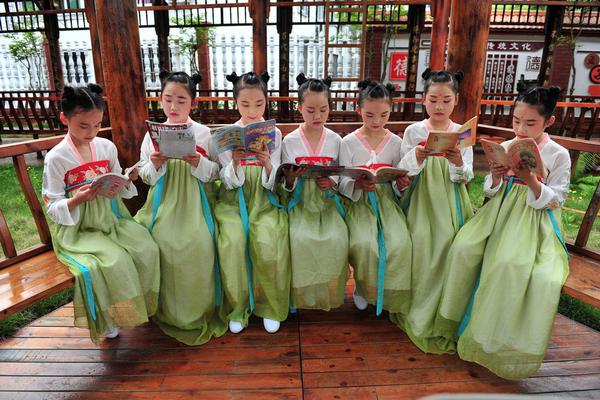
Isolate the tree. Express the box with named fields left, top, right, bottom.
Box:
left=6, top=31, right=47, bottom=89
left=170, top=15, right=214, bottom=75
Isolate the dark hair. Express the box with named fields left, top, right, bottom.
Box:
left=61, top=84, right=105, bottom=117
left=515, top=82, right=562, bottom=121
left=357, top=79, right=395, bottom=107
left=159, top=70, right=202, bottom=99
left=226, top=71, right=270, bottom=100
left=296, top=73, right=333, bottom=105
left=421, top=68, right=464, bottom=94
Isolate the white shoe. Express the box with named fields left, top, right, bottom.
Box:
left=263, top=318, right=280, bottom=333
left=229, top=320, right=244, bottom=334
left=353, top=291, right=368, bottom=310
left=105, top=327, right=119, bottom=339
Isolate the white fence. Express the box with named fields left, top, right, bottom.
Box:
left=0, top=31, right=362, bottom=92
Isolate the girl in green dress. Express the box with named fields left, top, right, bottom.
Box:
left=281, top=73, right=348, bottom=311
left=43, top=84, right=160, bottom=343
left=215, top=71, right=291, bottom=334
left=438, top=85, right=570, bottom=379
left=390, top=69, right=475, bottom=354
left=135, top=71, right=227, bottom=345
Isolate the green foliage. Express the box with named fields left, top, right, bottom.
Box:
left=5, top=31, right=46, bottom=89
left=170, top=15, right=214, bottom=75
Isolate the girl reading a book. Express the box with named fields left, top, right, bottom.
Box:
left=338, top=80, right=412, bottom=317
left=215, top=71, right=290, bottom=334
left=391, top=69, right=475, bottom=354
left=135, top=71, right=227, bottom=345
left=42, top=84, right=160, bottom=342
left=280, top=73, right=348, bottom=311
left=437, top=85, right=570, bottom=379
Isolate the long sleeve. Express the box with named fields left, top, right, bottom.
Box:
left=527, top=147, right=571, bottom=210
left=398, top=125, right=426, bottom=176
left=448, top=146, right=474, bottom=183
left=138, top=133, right=167, bottom=186
left=262, top=129, right=283, bottom=191
left=338, top=139, right=362, bottom=202
left=218, top=150, right=245, bottom=189
left=483, top=173, right=503, bottom=198
left=280, top=136, right=298, bottom=192
left=42, top=155, right=79, bottom=226
left=190, top=134, right=220, bottom=182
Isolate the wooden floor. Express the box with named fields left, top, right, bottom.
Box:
left=0, top=291, right=599, bottom=400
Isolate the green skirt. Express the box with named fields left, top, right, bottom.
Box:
left=214, top=166, right=291, bottom=326
left=390, top=156, right=474, bottom=354
left=287, top=178, right=348, bottom=310
left=442, top=181, right=569, bottom=380
left=345, top=183, right=411, bottom=315
left=135, top=159, right=227, bottom=345
left=55, top=195, right=160, bottom=343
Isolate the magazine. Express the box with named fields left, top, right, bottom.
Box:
left=338, top=165, right=409, bottom=183
left=212, top=119, right=277, bottom=154
left=425, top=116, right=478, bottom=154
left=481, top=137, right=547, bottom=178
left=146, top=120, right=196, bottom=159
left=276, top=163, right=346, bottom=181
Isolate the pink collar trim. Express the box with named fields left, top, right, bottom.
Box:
left=166, top=117, right=194, bottom=125
left=424, top=119, right=454, bottom=132
left=355, top=129, right=393, bottom=155
left=66, top=134, right=96, bottom=164
left=299, top=125, right=326, bottom=156
left=235, top=117, right=265, bottom=127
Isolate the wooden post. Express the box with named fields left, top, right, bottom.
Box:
left=197, top=29, right=212, bottom=94
left=277, top=0, right=293, bottom=121
left=94, top=0, right=148, bottom=210
left=84, top=0, right=104, bottom=87
left=153, top=0, right=171, bottom=72
left=447, top=0, right=492, bottom=123
left=249, top=0, right=269, bottom=74
left=41, top=0, right=63, bottom=93
left=538, top=5, right=565, bottom=86
left=429, top=0, right=451, bottom=70
left=403, top=4, right=425, bottom=119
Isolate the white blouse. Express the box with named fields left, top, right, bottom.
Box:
left=398, top=119, right=474, bottom=183
left=42, top=135, right=137, bottom=226
left=338, top=129, right=403, bottom=202
left=281, top=126, right=342, bottom=190
left=483, top=134, right=571, bottom=210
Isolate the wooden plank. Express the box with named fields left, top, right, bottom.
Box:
left=563, top=253, right=600, bottom=309
left=575, top=179, right=600, bottom=248
left=0, top=208, right=17, bottom=259
left=0, top=243, right=53, bottom=269
left=3, top=389, right=303, bottom=400
left=12, top=155, right=51, bottom=245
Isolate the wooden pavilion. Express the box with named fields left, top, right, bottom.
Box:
left=0, top=1, right=599, bottom=398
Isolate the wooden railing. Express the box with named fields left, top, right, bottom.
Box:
left=2, top=92, right=599, bottom=142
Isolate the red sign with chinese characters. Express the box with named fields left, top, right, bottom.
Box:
left=389, top=52, right=408, bottom=81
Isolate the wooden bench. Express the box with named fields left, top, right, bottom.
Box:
left=0, top=122, right=597, bottom=322
left=0, top=135, right=74, bottom=320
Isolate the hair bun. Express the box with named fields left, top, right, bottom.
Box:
left=296, top=72, right=308, bottom=86
left=385, top=83, right=396, bottom=94
left=323, top=76, right=333, bottom=87
left=62, top=86, right=76, bottom=99
left=87, top=83, right=103, bottom=95
left=225, top=72, right=239, bottom=84
left=357, top=79, right=372, bottom=90
left=260, top=70, right=270, bottom=84
left=421, top=68, right=433, bottom=80
left=547, top=86, right=562, bottom=101
left=159, top=69, right=171, bottom=82
left=191, top=74, right=202, bottom=85
left=516, top=80, right=529, bottom=94
left=454, top=71, right=464, bottom=84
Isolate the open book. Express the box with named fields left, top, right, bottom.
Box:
left=338, top=165, right=409, bottom=183
left=481, top=137, right=547, bottom=178
left=146, top=120, right=196, bottom=159
left=425, top=116, right=478, bottom=154
left=212, top=119, right=277, bottom=154
left=276, top=163, right=346, bottom=181
left=90, top=161, right=141, bottom=198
